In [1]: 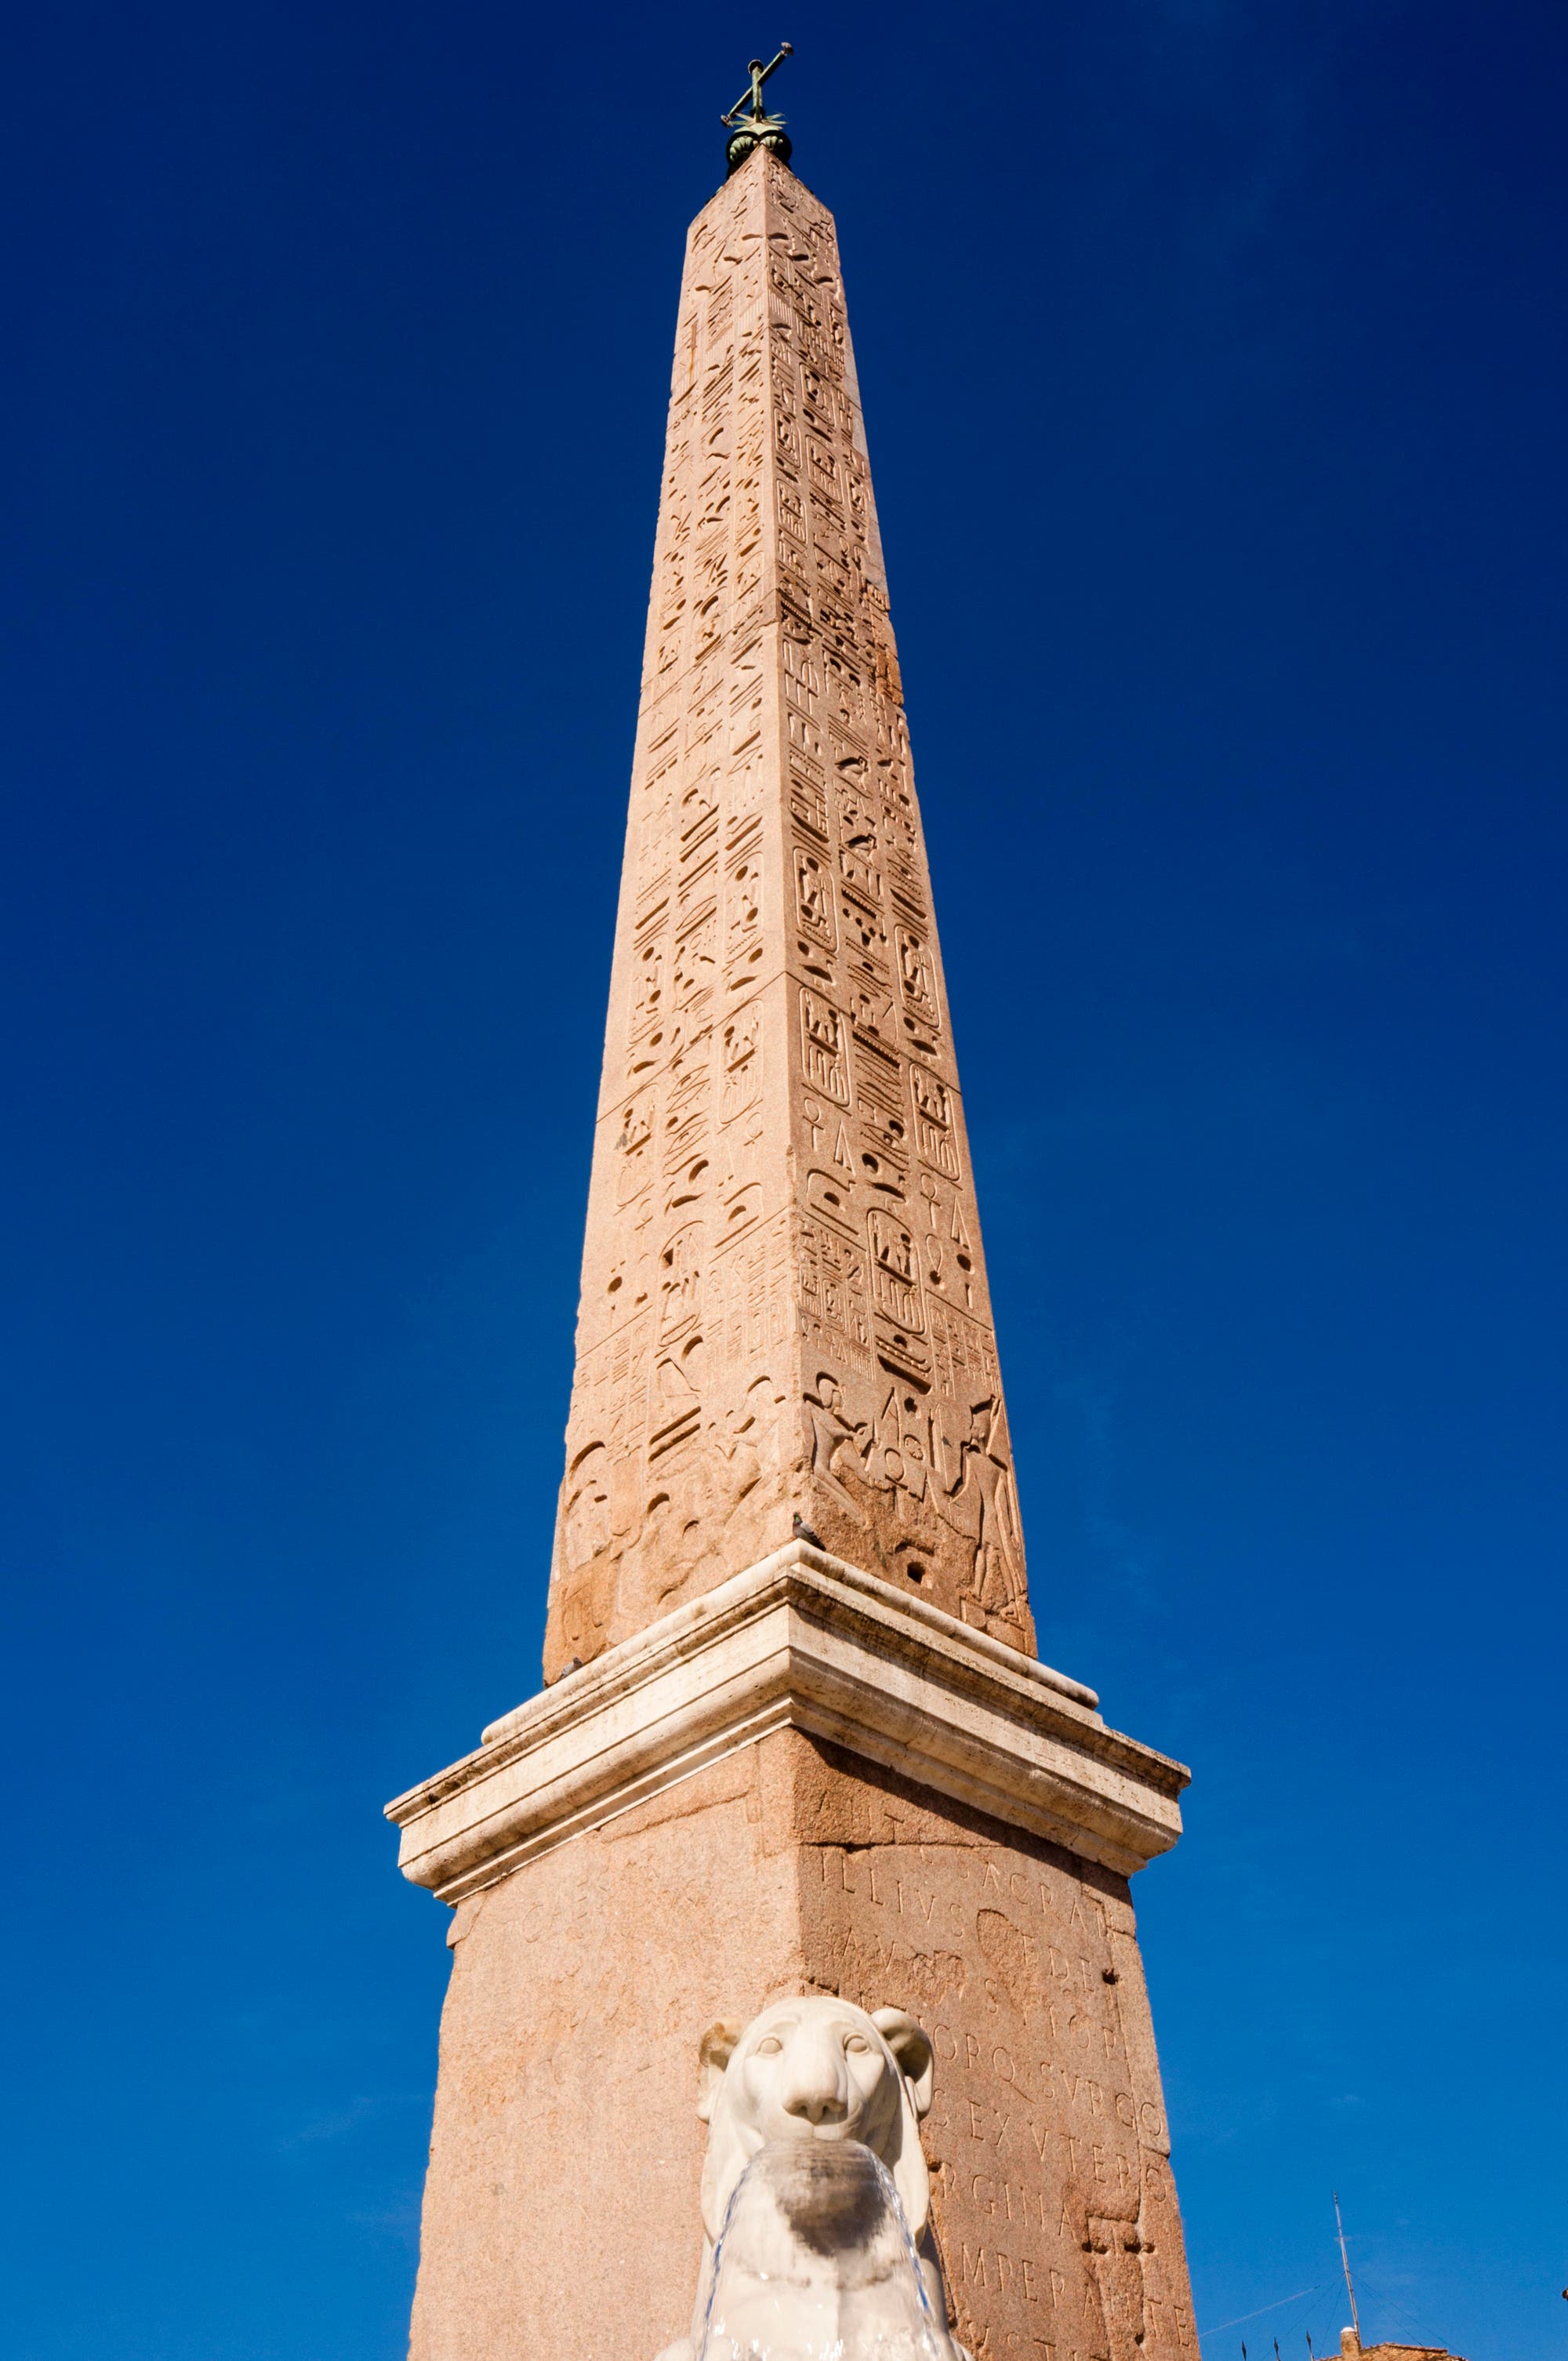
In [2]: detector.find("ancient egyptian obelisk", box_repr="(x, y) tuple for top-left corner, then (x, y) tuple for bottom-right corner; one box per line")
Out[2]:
(389, 67), (1199, 2361)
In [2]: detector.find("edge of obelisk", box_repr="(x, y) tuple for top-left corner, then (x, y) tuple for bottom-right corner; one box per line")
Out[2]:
(384, 1544), (1191, 1902)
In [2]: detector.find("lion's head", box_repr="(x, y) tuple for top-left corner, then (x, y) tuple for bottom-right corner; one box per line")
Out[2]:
(693, 1996), (935, 2244)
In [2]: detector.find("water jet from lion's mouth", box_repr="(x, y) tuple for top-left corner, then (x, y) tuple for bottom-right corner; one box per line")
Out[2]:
(698, 2138), (947, 2361)
(770, 2142), (887, 2257)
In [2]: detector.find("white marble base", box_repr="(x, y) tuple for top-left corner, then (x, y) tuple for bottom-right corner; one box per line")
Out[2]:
(386, 1542), (1188, 1898)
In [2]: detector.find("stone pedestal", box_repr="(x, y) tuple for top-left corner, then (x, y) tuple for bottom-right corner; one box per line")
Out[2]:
(387, 1545), (1199, 2361)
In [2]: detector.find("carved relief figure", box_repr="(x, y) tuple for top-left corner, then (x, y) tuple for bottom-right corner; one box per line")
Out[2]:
(720, 1010), (760, 1125)
(910, 1066), (959, 1179)
(800, 987), (850, 1102)
(895, 924), (939, 1030)
(868, 1208), (923, 1331)
(615, 1097), (655, 1207)
(804, 1369), (871, 1521)
(945, 1397), (1027, 1626)
(794, 844), (835, 941)
(561, 1440), (612, 1572)
(707, 1375), (782, 1527)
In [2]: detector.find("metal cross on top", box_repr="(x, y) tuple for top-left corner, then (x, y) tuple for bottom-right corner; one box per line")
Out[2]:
(720, 42), (794, 175)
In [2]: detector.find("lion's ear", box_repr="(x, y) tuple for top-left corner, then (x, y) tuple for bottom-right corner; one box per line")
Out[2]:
(872, 2008), (935, 2117)
(695, 2019), (743, 2122)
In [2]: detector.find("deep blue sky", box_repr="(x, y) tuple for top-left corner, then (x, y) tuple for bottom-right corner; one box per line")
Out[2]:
(3, 3), (1564, 2355)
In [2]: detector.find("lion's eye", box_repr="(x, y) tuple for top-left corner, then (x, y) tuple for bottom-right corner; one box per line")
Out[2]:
(754, 2037), (782, 2055)
(844, 2035), (869, 2054)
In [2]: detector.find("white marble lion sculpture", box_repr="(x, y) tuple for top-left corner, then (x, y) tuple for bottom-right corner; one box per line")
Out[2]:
(654, 1994), (972, 2361)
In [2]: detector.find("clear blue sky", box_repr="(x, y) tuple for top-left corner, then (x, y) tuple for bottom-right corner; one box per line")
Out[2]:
(3, 4), (1563, 2356)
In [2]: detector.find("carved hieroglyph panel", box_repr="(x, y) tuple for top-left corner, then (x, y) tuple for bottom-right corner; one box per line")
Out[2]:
(545, 152), (1035, 1679)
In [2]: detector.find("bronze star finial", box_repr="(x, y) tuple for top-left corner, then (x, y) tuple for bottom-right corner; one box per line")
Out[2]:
(720, 42), (793, 176)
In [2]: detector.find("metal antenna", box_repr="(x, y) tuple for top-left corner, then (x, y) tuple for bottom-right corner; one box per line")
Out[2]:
(1333, 2191), (1363, 2344)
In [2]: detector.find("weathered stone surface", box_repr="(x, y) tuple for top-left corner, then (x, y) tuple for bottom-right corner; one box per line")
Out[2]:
(401, 1728), (1200, 2361)
(405, 1746), (800, 2361)
(791, 1741), (1196, 2361)
(387, 1543), (1187, 1902)
(546, 148), (1032, 1680)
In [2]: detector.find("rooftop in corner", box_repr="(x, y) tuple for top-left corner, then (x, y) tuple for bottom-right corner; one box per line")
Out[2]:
(1338, 2329), (1468, 2361)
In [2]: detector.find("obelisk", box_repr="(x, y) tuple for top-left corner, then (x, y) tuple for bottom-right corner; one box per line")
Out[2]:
(389, 82), (1200, 2361)
(542, 118), (1035, 1683)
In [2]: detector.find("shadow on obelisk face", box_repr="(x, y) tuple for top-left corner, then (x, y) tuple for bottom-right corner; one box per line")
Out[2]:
(699, 2142), (949, 2361)
(655, 1996), (972, 2361)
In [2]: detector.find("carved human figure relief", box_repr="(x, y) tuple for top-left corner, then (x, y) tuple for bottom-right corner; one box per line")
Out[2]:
(804, 1369), (870, 1517)
(654, 1996), (971, 2361)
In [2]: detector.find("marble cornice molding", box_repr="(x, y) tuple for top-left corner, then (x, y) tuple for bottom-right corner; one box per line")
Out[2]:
(385, 1544), (1190, 1902)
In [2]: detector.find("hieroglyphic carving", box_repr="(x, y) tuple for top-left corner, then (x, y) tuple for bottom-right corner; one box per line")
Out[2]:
(544, 151), (1035, 1678)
